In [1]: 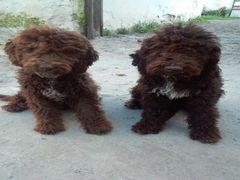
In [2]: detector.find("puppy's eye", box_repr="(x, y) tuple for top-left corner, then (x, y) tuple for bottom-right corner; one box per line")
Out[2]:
(22, 47), (35, 53)
(21, 43), (37, 53)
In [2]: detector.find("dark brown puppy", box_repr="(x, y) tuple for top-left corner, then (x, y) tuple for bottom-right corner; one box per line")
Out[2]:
(0, 26), (112, 135)
(126, 23), (223, 143)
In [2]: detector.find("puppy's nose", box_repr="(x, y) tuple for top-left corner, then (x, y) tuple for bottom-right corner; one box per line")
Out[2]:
(38, 64), (54, 71)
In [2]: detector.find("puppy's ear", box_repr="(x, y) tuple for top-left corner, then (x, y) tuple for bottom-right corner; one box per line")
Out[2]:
(85, 45), (99, 66)
(4, 39), (21, 66)
(130, 51), (146, 74)
(130, 53), (139, 66)
(205, 44), (221, 72)
(209, 46), (221, 65)
(4, 39), (15, 55)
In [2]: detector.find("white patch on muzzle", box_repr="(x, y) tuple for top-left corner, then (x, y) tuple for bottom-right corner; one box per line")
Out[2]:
(41, 80), (66, 102)
(149, 81), (190, 99)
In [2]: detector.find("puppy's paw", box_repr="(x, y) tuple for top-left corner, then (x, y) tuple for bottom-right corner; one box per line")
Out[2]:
(1, 104), (28, 112)
(85, 120), (112, 135)
(132, 121), (162, 134)
(125, 99), (141, 109)
(34, 121), (65, 135)
(190, 127), (221, 144)
(0, 95), (13, 101)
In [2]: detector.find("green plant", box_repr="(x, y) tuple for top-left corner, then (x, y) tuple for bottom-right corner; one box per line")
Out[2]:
(131, 22), (146, 33)
(116, 27), (130, 34)
(130, 21), (161, 33)
(72, 12), (85, 26)
(189, 16), (209, 24)
(0, 12), (45, 27)
(201, 6), (230, 17)
(103, 20), (163, 37)
(103, 13), (240, 37)
(218, 7), (228, 16)
(73, 0), (85, 31)
(103, 28), (118, 37)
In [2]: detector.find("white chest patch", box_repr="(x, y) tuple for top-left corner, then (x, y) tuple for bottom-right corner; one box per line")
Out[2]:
(40, 80), (66, 102)
(149, 81), (190, 100)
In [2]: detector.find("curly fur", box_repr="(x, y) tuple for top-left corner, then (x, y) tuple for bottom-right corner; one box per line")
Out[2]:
(0, 26), (112, 135)
(126, 23), (223, 143)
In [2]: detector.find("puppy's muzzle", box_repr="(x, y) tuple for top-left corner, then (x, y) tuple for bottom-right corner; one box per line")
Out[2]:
(35, 62), (72, 78)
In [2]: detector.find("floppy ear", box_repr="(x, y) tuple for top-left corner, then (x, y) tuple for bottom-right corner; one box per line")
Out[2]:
(4, 39), (15, 55)
(4, 39), (21, 66)
(74, 44), (98, 73)
(205, 44), (221, 73)
(209, 46), (221, 65)
(130, 51), (146, 74)
(85, 45), (99, 66)
(201, 44), (221, 76)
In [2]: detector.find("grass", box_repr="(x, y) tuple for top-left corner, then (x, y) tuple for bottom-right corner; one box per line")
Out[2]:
(190, 15), (240, 24)
(103, 21), (162, 37)
(103, 15), (240, 37)
(116, 27), (130, 34)
(103, 6), (240, 37)
(2, 6), (238, 38)
(103, 28), (118, 37)
(0, 12), (45, 28)
(192, 6), (240, 23)
(131, 21), (161, 33)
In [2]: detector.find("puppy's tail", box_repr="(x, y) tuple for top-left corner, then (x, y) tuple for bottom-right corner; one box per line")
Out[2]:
(0, 94), (14, 101)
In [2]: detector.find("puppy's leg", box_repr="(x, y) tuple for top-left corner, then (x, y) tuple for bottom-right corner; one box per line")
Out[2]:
(73, 96), (112, 135)
(187, 103), (221, 144)
(27, 98), (65, 134)
(125, 85), (142, 109)
(1, 93), (28, 112)
(132, 94), (177, 134)
(33, 105), (65, 135)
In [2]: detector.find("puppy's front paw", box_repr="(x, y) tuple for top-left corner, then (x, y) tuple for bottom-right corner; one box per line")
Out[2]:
(34, 121), (65, 135)
(132, 121), (162, 134)
(125, 99), (141, 109)
(190, 127), (221, 144)
(85, 120), (112, 135)
(1, 104), (27, 112)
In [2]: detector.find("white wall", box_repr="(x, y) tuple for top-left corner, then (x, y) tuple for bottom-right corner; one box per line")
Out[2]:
(103, 0), (204, 29)
(0, 0), (78, 29)
(103, 0), (236, 29)
(0, 0), (236, 31)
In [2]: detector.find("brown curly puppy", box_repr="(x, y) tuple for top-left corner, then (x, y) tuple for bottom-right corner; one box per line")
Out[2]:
(0, 26), (112, 135)
(126, 23), (223, 143)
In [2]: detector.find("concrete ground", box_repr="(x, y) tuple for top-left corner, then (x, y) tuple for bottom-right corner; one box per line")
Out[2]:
(0, 20), (240, 180)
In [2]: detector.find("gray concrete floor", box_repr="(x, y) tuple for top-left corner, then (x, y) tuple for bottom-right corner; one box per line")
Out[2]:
(0, 20), (240, 180)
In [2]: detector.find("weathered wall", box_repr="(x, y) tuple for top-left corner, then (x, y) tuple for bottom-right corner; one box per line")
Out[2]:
(103, 0), (235, 29)
(0, 0), (79, 29)
(103, 0), (204, 29)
